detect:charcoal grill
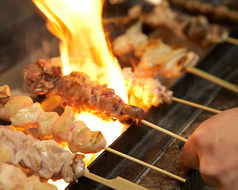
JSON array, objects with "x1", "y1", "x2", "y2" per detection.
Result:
[{"x1": 0, "y1": 0, "x2": 238, "y2": 189}]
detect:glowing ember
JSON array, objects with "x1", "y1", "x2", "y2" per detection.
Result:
[{"x1": 32, "y1": 0, "x2": 128, "y2": 187}]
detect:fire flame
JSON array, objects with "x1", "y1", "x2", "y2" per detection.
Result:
[{"x1": 32, "y1": 0, "x2": 128, "y2": 189}]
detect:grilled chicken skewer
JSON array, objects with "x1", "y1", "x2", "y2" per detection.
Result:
[
  {"x1": 112, "y1": 21, "x2": 199, "y2": 78},
  {"x1": 22, "y1": 59, "x2": 146, "y2": 126},
  {"x1": 0, "y1": 125, "x2": 85, "y2": 183},
  {"x1": 112, "y1": 20, "x2": 238, "y2": 93},
  {"x1": 107, "y1": 1, "x2": 238, "y2": 46},
  {"x1": 138, "y1": 1, "x2": 229, "y2": 47},
  {"x1": 121, "y1": 0, "x2": 231, "y2": 47},
  {"x1": 0, "y1": 86, "x2": 106, "y2": 154},
  {"x1": 122, "y1": 67, "x2": 221, "y2": 114},
  {"x1": 0, "y1": 125, "x2": 149, "y2": 190},
  {"x1": 168, "y1": 0, "x2": 238, "y2": 24}
]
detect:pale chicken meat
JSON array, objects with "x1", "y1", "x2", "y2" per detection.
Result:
[
  {"x1": 0, "y1": 125, "x2": 85, "y2": 183},
  {"x1": 10, "y1": 102, "x2": 43, "y2": 127},
  {"x1": 134, "y1": 39, "x2": 199, "y2": 78},
  {"x1": 122, "y1": 67, "x2": 173, "y2": 111},
  {"x1": 0, "y1": 163, "x2": 57, "y2": 190},
  {"x1": 0, "y1": 86, "x2": 107, "y2": 154},
  {"x1": 111, "y1": 19, "x2": 199, "y2": 78},
  {"x1": 112, "y1": 21, "x2": 148, "y2": 57},
  {"x1": 37, "y1": 111, "x2": 59, "y2": 139},
  {"x1": 0, "y1": 96, "x2": 33, "y2": 121}
]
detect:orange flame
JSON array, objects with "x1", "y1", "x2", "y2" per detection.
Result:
[{"x1": 32, "y1": 0, "x2": 128, "y2": 188}]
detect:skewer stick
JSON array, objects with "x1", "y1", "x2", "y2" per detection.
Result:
[
  {"x1": 141, "y1": 120, "x2": 188, "y2": 143},
  {"x1": 83, "y1": 170, "x2": 148, "y2": 190},
  {"x1": 172, "y1": 97, "x2": 221, "y2": 114},
  {"x1": 105, "y1": 147, "x2": 186, "y2": 183},
  {"x1": 102, "y1": 16, "x2": 132, "y2": 24},
  {"x1": 103, "y1": 16, "x2": 238, "y2": 46},
  {"x1": 184, "y1": 65, "x2": 238, "y2": 93},
  {"x1": 226, "y1": 37, "x2": 238, "y2": 45}
]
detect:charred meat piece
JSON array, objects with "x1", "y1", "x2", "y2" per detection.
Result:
[
  {"x1": 0, "y1": 85, "x2": 10, "y2": 106},
  {"x1": 22, "y1": 59, "x2": 146, "y2": 125},
  {"x1": 168, "y1": 0, "x2": 238, "y2": 24}
]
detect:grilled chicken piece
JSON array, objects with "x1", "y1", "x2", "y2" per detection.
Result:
[
  {"x1": 0, "y1": 85, "x2": 106, "y2": 154},
  {"x1": 111, "y1": 19, "x2": 199, "y2": 78},
  {"x1": 0, "y1": 125, "x2": 85, "y2": 183},
  {"x1": 134, "y1": 39, "x2": 199, "y2": 78},
  {"x1": 0, "y1": 96, "x2": 33, "y2": 121},
  {"x1": 122, "y1": 67, "x2": 173, "y2": 111},
  {"x1": 22, "y1": 59, "x2": 146, "y2": 125},
  {"x1": 0, "y1": 163, "x2": 57, "y2": 190},
  {"x1": 112, "y1": 21, "x2": 148, "y2": 57}
]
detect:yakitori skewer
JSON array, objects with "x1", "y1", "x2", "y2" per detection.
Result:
[
  {"x1": 0, "y1": 124, "x2": 147, "y2": 190},
  {"x1": 106, "y1": 0, "x2": 238, "y2": 47},
  {"x1": 122, "y1": 67, "x2": 222, "y2": 114},
  {"x1": 168, "y1": 0, "x2": 238, "y2": 24},
  {"x1": 111, "y1": 20, "x2": 238, "y2": 93},
  {"x1": 105, "y1": 15, "x2": 238, "y2": 46},
  {"x1": 22, "y1": 59, "x2": 146, "y2": 126}
]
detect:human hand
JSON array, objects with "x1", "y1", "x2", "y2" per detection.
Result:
[{"x1": 183, "y1": 107, "x2": 238, "y2": 190}]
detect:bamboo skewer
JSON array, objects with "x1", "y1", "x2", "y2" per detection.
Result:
[
  {"x1": 102, "y1": 16, "x2": 132, "y2": 24},
  {"x1": 172, "y1": 97, "x2": 221, "y2": 114},
  {"x1": 184, "y1": 66, "x2": 238, "y2": 93},
  {"x1": 141, "y1": 120, "x2": 188, "y2": 143},
  {"x1": 105, "y1": 147, "x2": 186, "y2": 183},
  {"x1": 40, "y1": 93, "x2": 221, "y2": 115},
  {"x1": 226, "y1": 37, "x2": 238, "y2": 45},
  {"x1": 83, "y1": 170, "x2": 148, "y2": 190}
]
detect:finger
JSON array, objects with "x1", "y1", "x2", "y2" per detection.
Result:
[{"x1": 182, "y1": 137, "x2": 199, "y2": 169}]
